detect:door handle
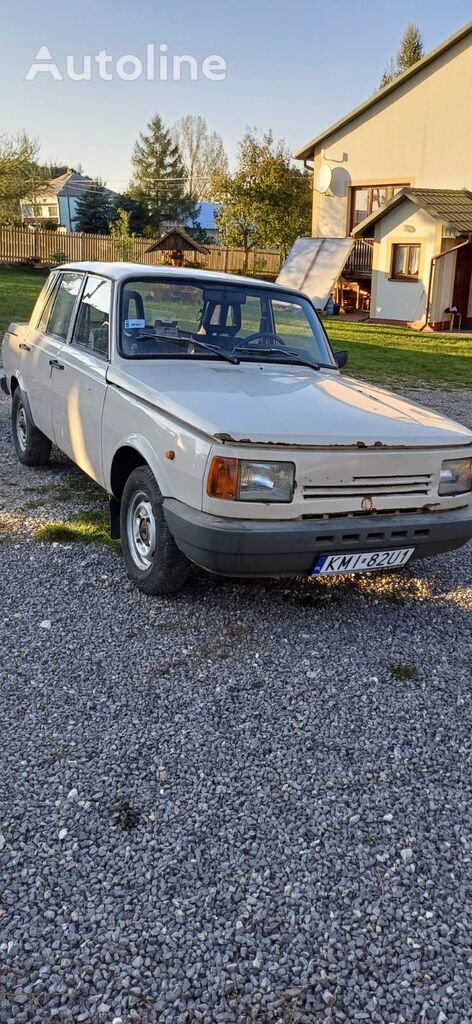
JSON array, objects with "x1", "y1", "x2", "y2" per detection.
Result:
[
  {"x1": 19, "y1": 343, "x2": 31, "y2": 351},
  {"x1": 49, "y1": 358, "x2": 65, "y2": 370}
]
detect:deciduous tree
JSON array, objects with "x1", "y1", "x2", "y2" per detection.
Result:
[
  {"x1": 215, "y1": 130, "x2": 311, "y2": 270},
  {"x1": 110, "y1": 208, "x2": 134, "y2": 260},
  {"x1": 0, "y1": 132, "x2": 49, "y2": 224},
  {"x1": 172, "y1": 115, "x2": 228, "y2": 201}
]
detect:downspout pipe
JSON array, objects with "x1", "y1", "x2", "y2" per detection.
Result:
[{"x1": 423, "y1": 237, "x2": 471, "y2": 330}]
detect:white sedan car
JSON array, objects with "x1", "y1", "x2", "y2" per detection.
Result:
[{"x1": 2, "y1": 262, "x2": 472, "y2": 594}]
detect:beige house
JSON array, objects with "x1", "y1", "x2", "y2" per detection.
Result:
[
  {"x1": 354, "y1": 188, "x2": 472, "y2": 329},
  {"x1": 293, "y1": 19, "x2": 472, "y2": 323}
]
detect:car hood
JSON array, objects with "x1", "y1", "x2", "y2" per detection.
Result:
[{"x1": 107, "y1": 361, "x2": 472, "y2": 448}]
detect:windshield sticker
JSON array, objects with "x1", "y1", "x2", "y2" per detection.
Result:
[{"x1": 124, "y1": 318, "x2": 145, "y2": 330}]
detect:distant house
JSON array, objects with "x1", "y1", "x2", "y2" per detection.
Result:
[
  {"x1": 292, "y1": 20, "x2": 472, "y2": 320},
  {"x1": 185, "y1": 202, "x2": 222, "y2": 241},
  {"x1": 20, "y1": 171, "x2": 118, "y2": 231}
]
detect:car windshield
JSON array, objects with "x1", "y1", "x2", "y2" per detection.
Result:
[{"x1": 119, "y1": 278, "x2": 335, "y2": 368}]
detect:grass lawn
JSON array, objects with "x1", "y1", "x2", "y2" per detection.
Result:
[
  {"x1": 1, "y1": 265, "x2": 471, "y2": 387},
  {"x1": 0, "y1": 265, "x2": 48, "y2": 336},
  {"x1": 324, "y1": 318, "x2": 472, "y2": 388},
  {"x1": 35, "y1": 509, "x2": 119, "y2": 549}
]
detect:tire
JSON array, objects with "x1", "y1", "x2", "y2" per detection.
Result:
[
  {"x1": 120, "y1": 466, "x2": 191, "y2": 595},
  {"x1": 12, "y1": 389, "x2": 52, "y2": 466}
]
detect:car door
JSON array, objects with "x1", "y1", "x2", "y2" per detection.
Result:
[
  {"x1": 4, "y1": 274, "x2": 55, "y2": 394},
  {"x1": 27, "y1": 271, "x2": 84, "y2": 438},
  {"x1": 50, "y1": 274, "x2": 112, "y2": 485}
]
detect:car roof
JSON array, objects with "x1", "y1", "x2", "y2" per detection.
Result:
[{"x1": 56, "y1": 261, "x2": 288, "y2": 291}]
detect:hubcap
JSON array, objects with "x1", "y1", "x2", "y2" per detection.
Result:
[
  {"x1": 16, "y1": 402, "x2": 28, "y2": 452},
  {"x1": 127, "y1": 491, "x2": 157, "y2": 571}
]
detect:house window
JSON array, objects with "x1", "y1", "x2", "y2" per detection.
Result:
[
  {"x1": 391, "y1": 243, "x2": 421, "y2": 280},
  {"x1": 349, "y1": 184, "x2": 409, "y2": 231}
]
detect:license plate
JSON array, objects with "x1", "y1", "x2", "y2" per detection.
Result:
[{"x1": 312, "y1": 547, "x2": 414, "y2": 576}]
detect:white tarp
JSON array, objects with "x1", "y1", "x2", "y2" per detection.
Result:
[{"x1": 276, "y1": 237, "x2": 355, "y2": 309}]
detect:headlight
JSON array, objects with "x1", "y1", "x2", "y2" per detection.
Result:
[
  {"x1": 207, "y1": 457, "x2": 295, "y2": 502},
  {"x1": 439, "y1": 458, "x2": 472, "y2": 495},
  {"x1": 239, "y1": 461, "x2": 295, "y2": 501}
]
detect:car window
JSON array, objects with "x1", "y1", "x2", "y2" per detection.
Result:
[
  {"x1": 30, "y1": 274, "x2": 56, "y2": 330},
  {"x1": 72, "y1": 276, "x2": 112, "y2": 359},
  {"x1": 272, "y1": 299, "x2": 315, "y2": 347},
  {"x1": 36, "y1": 277, "x2": 60, "y2": 333},
  {"x1": 239, "y1": 295, "x2": 267, "y2": 337},
  {"x1": 123, "y1": 280, "x2": 203, "y2": 334},
  {"x1": 46, "y1": 272, "x2": 84, "y2": 341},
  {"x1": 119, "y1": 278, "x2": 335, "y2": 367}
]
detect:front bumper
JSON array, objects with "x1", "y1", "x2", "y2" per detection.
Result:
[
  {"x1": 163, "y1": 499, "x2": 472, "y2": 577},
  {"x1": 0, "y1": 371, "x2": 9, "y2": 396}
]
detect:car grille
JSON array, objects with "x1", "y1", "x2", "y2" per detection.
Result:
[
  {"x1": 302, "y1": 473, "x2": 433, "y2": 501},
  {"x1": 299, "y1": 522, "x2": 432, "y2": 544}
]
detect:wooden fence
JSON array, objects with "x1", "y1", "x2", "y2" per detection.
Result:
[{"x1": 0, "y1": 226, "x2": 283, "y2": 277}]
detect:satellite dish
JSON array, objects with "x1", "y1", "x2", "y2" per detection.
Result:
[{"x1": 315, "y1": 164, "x2": 333, "y2": 194}]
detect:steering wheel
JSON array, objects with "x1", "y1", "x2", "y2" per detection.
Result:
[{"x1": 236, "y1": 332, "x2": 287, "y2": 349}]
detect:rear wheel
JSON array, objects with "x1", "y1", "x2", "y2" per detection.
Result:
[
  {"x1": 12, "y1": 389, "x2": 51, "y2": 466},
  {"x1": 120, "y1": 466, "x2": 190, "y2": 595}
]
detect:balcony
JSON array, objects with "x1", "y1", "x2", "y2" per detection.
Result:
[{"x1": 344, "y1": 239, "x2": 373, "y2": 277}]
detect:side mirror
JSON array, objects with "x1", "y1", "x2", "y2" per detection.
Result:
[{"x1": 335, "y1": 350, "x2": 348, "y2": 369}]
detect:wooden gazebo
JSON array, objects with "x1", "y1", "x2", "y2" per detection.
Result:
[{"x1": 147, "y1": 226, "x2": 209, "y2": 267}]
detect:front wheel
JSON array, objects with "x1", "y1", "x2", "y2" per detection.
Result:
[
  {"x1": 12, "y1": 389, "x2": 51, "y2": 466},
  {"x1": 120, "y1": 466, "x2": 191, "y2": 595}
]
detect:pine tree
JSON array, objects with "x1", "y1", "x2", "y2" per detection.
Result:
[
  {"x1": 380, "y1": 58, "x2": 397, "y2": 89},
  {"x1": 109, "y1": 192, "x2": 149, "y2": 235},
  {"x1": 396, "y1": 22, "x2": 424, "y2": 73},
  {"x1": 74, "y1": 180, "x2": 112, "y2": 234},
  {"x1": 130, "y1": 114, "x2": 197, "y2": 235},
  {"x1": 380, "y1": 22, "x2": 424, "y2": 88}
]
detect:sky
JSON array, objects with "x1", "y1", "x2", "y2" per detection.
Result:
[{"x1": 0, "y1": 0, "x2": 471, "y2": 192}]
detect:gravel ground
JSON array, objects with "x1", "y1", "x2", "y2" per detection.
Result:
[{"x1": 1, "y1": 388, "x2": 472, "y2": 1024}]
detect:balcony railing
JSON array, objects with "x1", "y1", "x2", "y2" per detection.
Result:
[{"x1": 344, "y1": 239, "x2": 373, "y2": 276}]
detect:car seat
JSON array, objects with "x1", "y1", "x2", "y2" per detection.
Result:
[{"x1": 200, "y1": 301, "x2": 242, "y2": 348}]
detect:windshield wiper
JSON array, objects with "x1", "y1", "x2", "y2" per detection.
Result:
[
  {"x1": 233, "y1": 346, "x2": 321, "y2": 371},
  {"x1": 132, "y1": 331, "x2": 240, "y2": 365}
]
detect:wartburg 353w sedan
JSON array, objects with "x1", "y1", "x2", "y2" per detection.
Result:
[{"x1": 2, "y1": 262, "x2": 472, "y2": 595}]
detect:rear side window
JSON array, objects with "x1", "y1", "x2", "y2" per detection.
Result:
[
  {"x1": 36, "y1": 278, "x2": 60, "y2": 333},
  {"x1": 31, "y1": 275, "x2": 58, "y2": 329},
  {"x1": 46, "y1": 272, "x2": 83, "y2": 340},
  {"x1": 72, "y1": 276, "x2": 112, "y2": 359}
]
